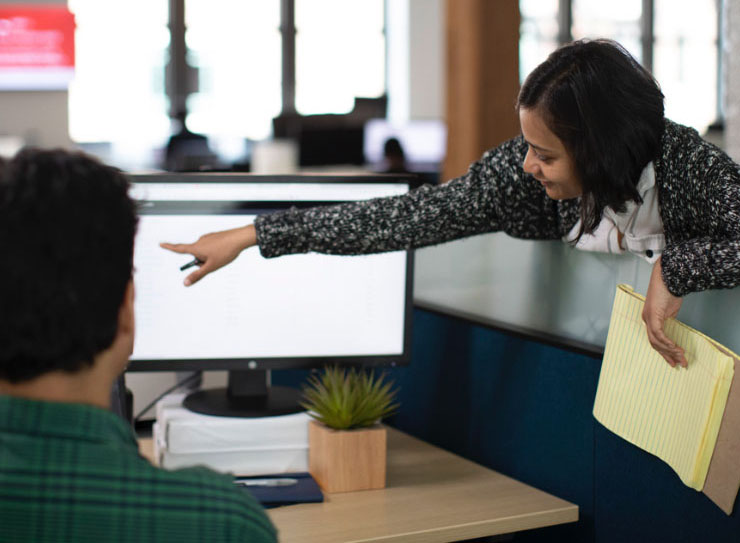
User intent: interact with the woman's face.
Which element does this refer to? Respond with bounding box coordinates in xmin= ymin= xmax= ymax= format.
xmin=519 ymin=107 xmax=582 ymax=200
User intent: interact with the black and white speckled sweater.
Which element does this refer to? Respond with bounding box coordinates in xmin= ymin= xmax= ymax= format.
xmin=255 ymin=119 xmax=740 ymax=298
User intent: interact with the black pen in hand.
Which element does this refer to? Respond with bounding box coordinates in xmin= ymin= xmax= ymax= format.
xmin=179 ymin=258 xmax=203 ymax=271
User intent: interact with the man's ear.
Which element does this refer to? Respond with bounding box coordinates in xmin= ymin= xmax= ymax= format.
xmin=97 ymin=279 xmax=135 ymax=384
xmin=117 ymin=279 xmax=135 ymax=340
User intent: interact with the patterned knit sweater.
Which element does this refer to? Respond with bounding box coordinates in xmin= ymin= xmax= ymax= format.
xmin=255 ymin=120 xmax=740 ymax=298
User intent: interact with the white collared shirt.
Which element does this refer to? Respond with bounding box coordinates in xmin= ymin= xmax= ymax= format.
xmin=563 ymin=162 xmax=665 ymax=264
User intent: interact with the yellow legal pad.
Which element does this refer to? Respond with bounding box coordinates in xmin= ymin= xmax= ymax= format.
xmin=593 ymin=284 xmax=736 ymax=490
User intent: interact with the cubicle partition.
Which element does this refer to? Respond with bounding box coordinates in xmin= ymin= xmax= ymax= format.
xmin=389 ymin=233 xmax=740 ymax=542
xmin=413 ymin=232 xmax=740 ymax=356
xmin=275 ymin=232 xmax=740 ymax=541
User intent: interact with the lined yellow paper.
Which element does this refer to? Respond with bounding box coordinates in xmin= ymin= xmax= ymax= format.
xmin=593 ymin=284 xmax=736 ymax=490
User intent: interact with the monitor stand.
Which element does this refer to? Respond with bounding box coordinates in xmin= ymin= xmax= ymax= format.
xmin=183 ymin=369 xmax=304 ymax=418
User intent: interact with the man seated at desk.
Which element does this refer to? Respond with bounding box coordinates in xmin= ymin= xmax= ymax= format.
xmin=0 ymin=149 xmax=276 ymax=543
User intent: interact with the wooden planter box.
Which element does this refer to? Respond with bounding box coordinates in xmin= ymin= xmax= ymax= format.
xmin=308 ymin=420 xmax=387 ymax=493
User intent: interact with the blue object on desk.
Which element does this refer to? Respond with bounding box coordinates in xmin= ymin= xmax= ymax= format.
xmin=234 ymin=472 xmax=324 ymax=508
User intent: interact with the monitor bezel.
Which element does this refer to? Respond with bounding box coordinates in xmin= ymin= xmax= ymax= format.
xmin=125 ymin=172 xmax=416 ymax=373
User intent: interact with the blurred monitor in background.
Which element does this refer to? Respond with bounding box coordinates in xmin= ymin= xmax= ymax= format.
xmin=298 ymin=123 xmax=365 ymax=167
xmin=364 ymin=119 xmax=446 ymax=179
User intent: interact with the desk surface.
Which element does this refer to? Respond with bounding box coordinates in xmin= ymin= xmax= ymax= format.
xmin=140 ymin=427 xmax=577 ymax=542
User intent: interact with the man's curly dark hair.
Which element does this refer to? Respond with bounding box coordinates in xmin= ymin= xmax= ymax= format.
xmin=0 ymin=148 xmax=138 ymax=382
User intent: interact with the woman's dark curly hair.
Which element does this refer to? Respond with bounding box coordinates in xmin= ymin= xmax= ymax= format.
xmin=517 ymin=39 xmax=665 ymax=238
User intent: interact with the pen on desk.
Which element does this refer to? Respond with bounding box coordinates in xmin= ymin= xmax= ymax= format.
xmin=234 ymin=477 xmax=299 ymax=487
xmin=179 ymin=258 xmax=203 ymax=271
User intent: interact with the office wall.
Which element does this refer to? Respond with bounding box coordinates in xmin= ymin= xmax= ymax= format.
xmin=0 ymin=91 xmax=72 ymax=149
xmin=0 ymin=0 xmax=73 ymax=149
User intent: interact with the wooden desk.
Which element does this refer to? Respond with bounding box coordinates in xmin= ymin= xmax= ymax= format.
xmin=139 ymin=427 xmax=577 ymax=542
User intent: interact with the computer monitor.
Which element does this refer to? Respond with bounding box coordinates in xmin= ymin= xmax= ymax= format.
xmin=363 ymin=119 xmax=447 ymax=170
xmin=126 ymin=173 xmax=414 ymax=417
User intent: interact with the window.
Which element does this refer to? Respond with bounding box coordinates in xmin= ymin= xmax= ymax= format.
xmin=654 ymin=0 xmax=718 ymax=132
xmin=68 ymin=0 xmax=387 ymax=169
xmin=68 ymin=0 xmax=169 ymax=161
xmin=571 ymin=0 xmax=642 ymax=62
xmin=519 ymin=0 xmax=559 ymax=82
xmin=294 ymin=0 xmax=385 ymax=115
xmin=519 ymin=0 xmax=722 ymax=133
xmin=184 ymin=0 xmax=282 ymax=141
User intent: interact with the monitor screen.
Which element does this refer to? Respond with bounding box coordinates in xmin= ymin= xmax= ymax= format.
xmin=126 ymin=174 xmax=414 ymax=416
xmin=363 ymin=119 xmax=447 ymax=168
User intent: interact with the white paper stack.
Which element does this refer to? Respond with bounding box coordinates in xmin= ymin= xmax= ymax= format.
xmin=153 ymin=393 xmax=310 ymax=475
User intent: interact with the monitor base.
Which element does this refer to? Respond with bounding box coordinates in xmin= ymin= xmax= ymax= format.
xmin=183 ymin=386 xmax=304 ymax=418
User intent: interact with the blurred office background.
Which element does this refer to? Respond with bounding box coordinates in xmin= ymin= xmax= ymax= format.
xmin=2 ymin=0 xmax=740 ymax=422
xmin=1 ymin=0 xmax=738 ymax=179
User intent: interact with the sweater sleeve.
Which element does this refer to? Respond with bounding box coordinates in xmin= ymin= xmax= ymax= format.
xmin=656 ymin=120 xmax=740 ymax=296
xmin=660 ymin=157 xmax=740 ymax=296
xmin=255 ymin=136 xmax=579 ymax=258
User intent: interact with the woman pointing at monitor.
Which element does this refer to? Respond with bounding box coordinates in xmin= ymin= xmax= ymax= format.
xmin=162 ymin=39 xmax=740 ymax=370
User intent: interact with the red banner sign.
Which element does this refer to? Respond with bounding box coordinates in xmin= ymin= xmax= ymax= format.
xmin=0 ymin=5 xmax=76 ymax=90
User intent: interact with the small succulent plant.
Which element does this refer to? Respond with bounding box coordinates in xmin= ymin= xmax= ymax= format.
xmin=300 ymin=366 xmax=400 ymax=430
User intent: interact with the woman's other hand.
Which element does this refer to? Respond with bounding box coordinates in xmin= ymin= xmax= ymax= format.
xmin=642 ymin=256 xmax=686 ymax=368
xmin=160 ymin=224 xmax=257 ymax=286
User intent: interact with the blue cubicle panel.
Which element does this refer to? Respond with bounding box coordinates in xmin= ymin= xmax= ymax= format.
xmin=414 ymin=233 xmax=740 ymax=355
xmin=274 ymin=307 xmax=740 ymax=542
xmin=276 ymin=232 xmax=740 ymax=541
xmin=273 ymin=309 xmax=599 ymax=541
xmin=387 ymin=308 xmax=740 ymax=543
xmin=594 ymin=422 xmax=740 ymax=543
xmin=404 ymin=233 xmax=740 ymax=541
xmin=388 ymin=309 xmax=599 ymax=542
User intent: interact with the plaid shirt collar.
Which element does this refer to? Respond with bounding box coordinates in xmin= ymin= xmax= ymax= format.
xmin=0 ymin=393 xmax=136 ymax=450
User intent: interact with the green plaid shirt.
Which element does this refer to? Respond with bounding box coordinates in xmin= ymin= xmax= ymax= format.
xmin=0 ymin=395 xmax=277 ymax=543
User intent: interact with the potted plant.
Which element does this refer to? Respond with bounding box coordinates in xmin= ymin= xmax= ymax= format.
xmin=300 ymin=365 xmax=400 ymax=493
